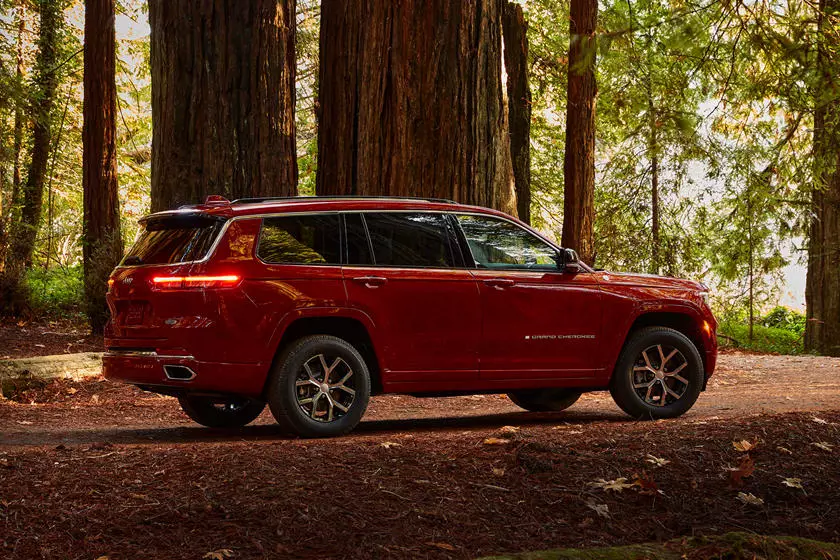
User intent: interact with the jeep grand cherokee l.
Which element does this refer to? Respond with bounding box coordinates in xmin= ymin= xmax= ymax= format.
xmin=104 ymin=196 xmax=717 ymax=437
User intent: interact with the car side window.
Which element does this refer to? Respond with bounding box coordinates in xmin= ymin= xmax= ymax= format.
xmin=344 ymin=213 xmax=373 ymax=265
xmin=456 ymin=214 xmax=559 ymax=270
xmin=363 ymin=213 xmax=455 ymax=268
xmin=258 ymin=214 xmax=341 ymax=265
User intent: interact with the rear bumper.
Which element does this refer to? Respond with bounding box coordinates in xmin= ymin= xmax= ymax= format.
xmin=102 ymin=350 xmax=268 ymax=398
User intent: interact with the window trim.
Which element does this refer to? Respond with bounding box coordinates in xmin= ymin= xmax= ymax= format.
xmin=255 ymin=212 xmax=344 ymax=267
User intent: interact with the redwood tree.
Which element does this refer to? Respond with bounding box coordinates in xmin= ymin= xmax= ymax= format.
xmin=316 ymin=0 xmax=516 ymax=213
xmin=805 ymin=0 xmax=840 ymax=356
xmin=561 ymin=0 xmax=597 ymax=264
xmin=148 ymin=0 xmax=298 ymax=212
xmin=83 ymin=0 xmax=122 ymax=334
xmin=503 ymin=2 xmax=532 ymax=224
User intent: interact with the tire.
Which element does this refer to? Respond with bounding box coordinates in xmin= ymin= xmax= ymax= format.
xmin=267 ymin=335 xmax=371 ymax=438
xmin=609 ymin=326 xmax=704 ymax=419
xmin=508 ymin=389 xmax=582 ymax=412
xmin=178 ymin=395 xmax=265 ymax=428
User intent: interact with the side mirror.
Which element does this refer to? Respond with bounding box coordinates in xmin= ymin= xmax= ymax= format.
xmin=557 ymin=248 xmax=581 ymax=272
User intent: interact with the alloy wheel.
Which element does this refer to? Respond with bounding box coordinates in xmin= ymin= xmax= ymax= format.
xmin=630 ymin=344 xmax=690 ymax=407
xmin=295 ymin=354 xmax=356 ymax=423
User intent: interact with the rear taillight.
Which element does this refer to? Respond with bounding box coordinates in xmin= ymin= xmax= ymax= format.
xmin=150 ymin=275 xmax=242 ymax=291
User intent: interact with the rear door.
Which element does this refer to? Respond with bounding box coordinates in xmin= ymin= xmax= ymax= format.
xmin=342 ymin=212 xmax=481 ymax=383
xmin=454 ymin=213 xmax=603 ymax=380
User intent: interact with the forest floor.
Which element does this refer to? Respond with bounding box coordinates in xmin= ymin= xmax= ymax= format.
xmin=1 ymin=350 xmax=839 ymax=558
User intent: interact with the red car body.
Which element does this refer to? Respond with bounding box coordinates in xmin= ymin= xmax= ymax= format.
xmin=104 ymin=197 xmax=717 ymax=405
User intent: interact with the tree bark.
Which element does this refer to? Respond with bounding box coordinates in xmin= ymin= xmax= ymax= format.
xmin=561 ymin=0 xmax=597 ymax=265
xmin=83 ymin=0 xmax=122 ymax=334
xmin=805 ymin=0 xmax=840 ymax=356
xmin=315 ymin=0 xmax=516 ymax=214
xmin=502 ymin=2 xmax=531 ymax=224
xmin=149 ymin=0 xmax=298 ymax=212
xmin=2 ymin=0 xmax=63 ymax=313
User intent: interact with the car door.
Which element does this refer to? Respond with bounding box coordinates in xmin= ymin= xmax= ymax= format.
xmin=454 ymin=213 xmax=603 ymax=380
xmin=341 ymin=212 xmax=481 ymax=384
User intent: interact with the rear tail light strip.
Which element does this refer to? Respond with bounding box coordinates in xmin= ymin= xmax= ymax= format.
xmin=150 ymin=275 xmax=241 ymax=291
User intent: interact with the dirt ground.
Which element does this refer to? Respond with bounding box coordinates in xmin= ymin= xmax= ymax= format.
xmin=0 ymin=317 xmax=102 ymax=359
xmin=1 ymin=351 xmax=840 ymax=558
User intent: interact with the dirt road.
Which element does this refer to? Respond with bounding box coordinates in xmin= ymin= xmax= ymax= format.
xmin=1 ymin=351 xmax=839 ymax=559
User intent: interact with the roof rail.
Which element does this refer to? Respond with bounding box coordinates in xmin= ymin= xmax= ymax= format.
xmin=230 ymin=195 xmax=457 ymax=205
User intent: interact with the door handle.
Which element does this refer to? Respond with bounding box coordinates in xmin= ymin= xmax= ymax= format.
xmin=352 ymin=276 xmax=388 ymax=288
xmin=483 ymin=278 xmax=515 ymax=289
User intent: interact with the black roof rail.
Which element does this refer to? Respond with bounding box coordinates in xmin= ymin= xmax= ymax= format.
xmin=230 ymin=195 xmax=457 ymax=205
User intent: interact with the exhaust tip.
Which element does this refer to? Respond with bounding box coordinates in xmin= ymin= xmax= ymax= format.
xmin=163 ymin=364 xmax=196 ymax=381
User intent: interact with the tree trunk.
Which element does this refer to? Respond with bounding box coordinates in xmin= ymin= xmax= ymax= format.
xmin=149 ymin=0 xmax=298 ymax=212
xmin=83 ymin=0 xmax=122 ymax=334
xmin=315 ymin=0 xmax=516 ymax=214
xmin=12 ymin=2 xmax=26 ymax=208
xmin=805 ymin=0 xmax=840 ymax=356
xmin=503 ymin=2 xmax=531 ymax=224
xmin=1 ymin=0 xmax=63 ymax=313
xmin=647 ymin=82 xmax=660 ymax=275
xmin=561 ymin=0 xmax=597 ymax=265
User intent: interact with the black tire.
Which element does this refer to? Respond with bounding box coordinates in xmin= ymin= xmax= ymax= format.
xmin=178 ymin=395 xmax=265 ymax=428
xmin=609 ymin=326 xmax=704 ymax=419
xmin=508 ymin=389 xmax=582 ymax=412
xmin=267 ymin=335 xmax=371 ymax=438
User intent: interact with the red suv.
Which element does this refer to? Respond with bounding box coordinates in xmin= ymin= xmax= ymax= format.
xmin=104 ymin=196 xmax=717 ymax=437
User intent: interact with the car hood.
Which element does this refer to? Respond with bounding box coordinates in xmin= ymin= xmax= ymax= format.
xmin=595 ymin=271 xmax=707 ymax=292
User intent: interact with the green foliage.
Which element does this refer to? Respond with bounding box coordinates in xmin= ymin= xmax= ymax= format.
xmin=717 ymin=306 xmax=806 ymax=355
xmin=25 ymin=264 xmax=84 ymax=316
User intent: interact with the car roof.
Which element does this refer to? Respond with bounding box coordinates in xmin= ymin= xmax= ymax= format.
xmin=144 ymin=196 xmax=517 ymax=222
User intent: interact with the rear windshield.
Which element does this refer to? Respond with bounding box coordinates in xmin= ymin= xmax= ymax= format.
xmin=122 ymin=214 xmax=226 ymax=266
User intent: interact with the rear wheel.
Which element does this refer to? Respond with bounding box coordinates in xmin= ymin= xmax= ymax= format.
xmin=609 ymin=326 xmax=704 ymax=419
xmin=178 ymin=395 xmax=265 ymax=428
xmin=508 ymin=389 xmax=582 ymax=412
xmin=267 ymin=335 xmax=371 ymax=438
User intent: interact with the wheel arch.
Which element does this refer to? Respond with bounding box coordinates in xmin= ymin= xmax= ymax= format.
xmin=265 ymin=313 xmax=384 ymax=396
xmin=621 ymin=310 xmax=707 ymax=372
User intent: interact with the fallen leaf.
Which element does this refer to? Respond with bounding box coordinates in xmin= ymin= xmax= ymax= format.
xmin=589 ymin=477 xmax=634 ymax=492
xmin=426 ymin=542 xmax=456 ymax=551
xmin=732 ymin=439 xmax=756 ymax=452
xmin=645 ymin=454 xmax=670 ymax=467
xmin=203 ymin=550 xmax=233 ymax=560
xmin=586 ymin=501 xmax=610 ymax=518
xmin=777 ymin=446 xmax=793 ymax=455
xmin=811 ymin=417 xmax=828 ymax=424
xmin=498 ymin=425 xmax=520 ymax=434
xmin=380 ymin=442 xmax=401 ymax=449
xmin=633 ymin=472 xmax=661 ymax=495
xmin=727 ymin=455 xmax=755 ymax=487
xmin=16 ymin=421 xmax=32 ymax=426
xmin=483 ymin=437 xmax=510 ymax=446
xmin=492 ymin=467 xmax=505 ymax=477
xmin=782 ymin=477 xmax=804 ymax=490
xmin=736 ymin=492 xmax=764 ymax=506
xmin=0 ymin=459 xmax=11 ymax=469
xmin=811 ymin=442 xmax=833 ymax=452
xmin=67 ymin=387 xmax=78 ymax=395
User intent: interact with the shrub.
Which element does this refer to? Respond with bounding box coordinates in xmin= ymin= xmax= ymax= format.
xmin=25 ymin=265 xmax=85 ymax=317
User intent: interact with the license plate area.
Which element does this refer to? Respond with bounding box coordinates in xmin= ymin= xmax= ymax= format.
xmin=120 ymin=301 xmax=149 ymax=326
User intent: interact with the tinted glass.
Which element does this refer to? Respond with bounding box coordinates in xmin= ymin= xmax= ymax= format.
xmin=364 ymin=213 xmax=454 ymax=267
xmin=258 ymin=214 xmax=341 ymax=264
xmin=456 ymin=214 xmax=558 ymax=270
xmin=123 ymin=215 xmax=224 ymax=266
xmin=344 ymin=213 xmax=373 ymax=265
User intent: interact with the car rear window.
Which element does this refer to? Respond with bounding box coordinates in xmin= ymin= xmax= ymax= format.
xmin=258 ymin=214 xmax=341 ymax=265
xmin=122 ymin=214 xmax=225 ymax=266
xmin=363 ymin=213 xmax=454 ymax=268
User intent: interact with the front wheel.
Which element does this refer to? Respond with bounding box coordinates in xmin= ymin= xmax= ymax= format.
xmin=267 ymin=335 xmax=371 ymax=438
xmin=508 ymin=389 xmax=582 ymax=412
xmin=178 ymin=395 xmax=266 ymax=428
xmin=609 ymin=326 xmax=704 ymax=419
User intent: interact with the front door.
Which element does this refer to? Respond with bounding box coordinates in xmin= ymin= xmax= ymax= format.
xmin=342 ymin=212 xmax=481 ymax=383
xmin=454 ymin=214 xmax=602 ymax=380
